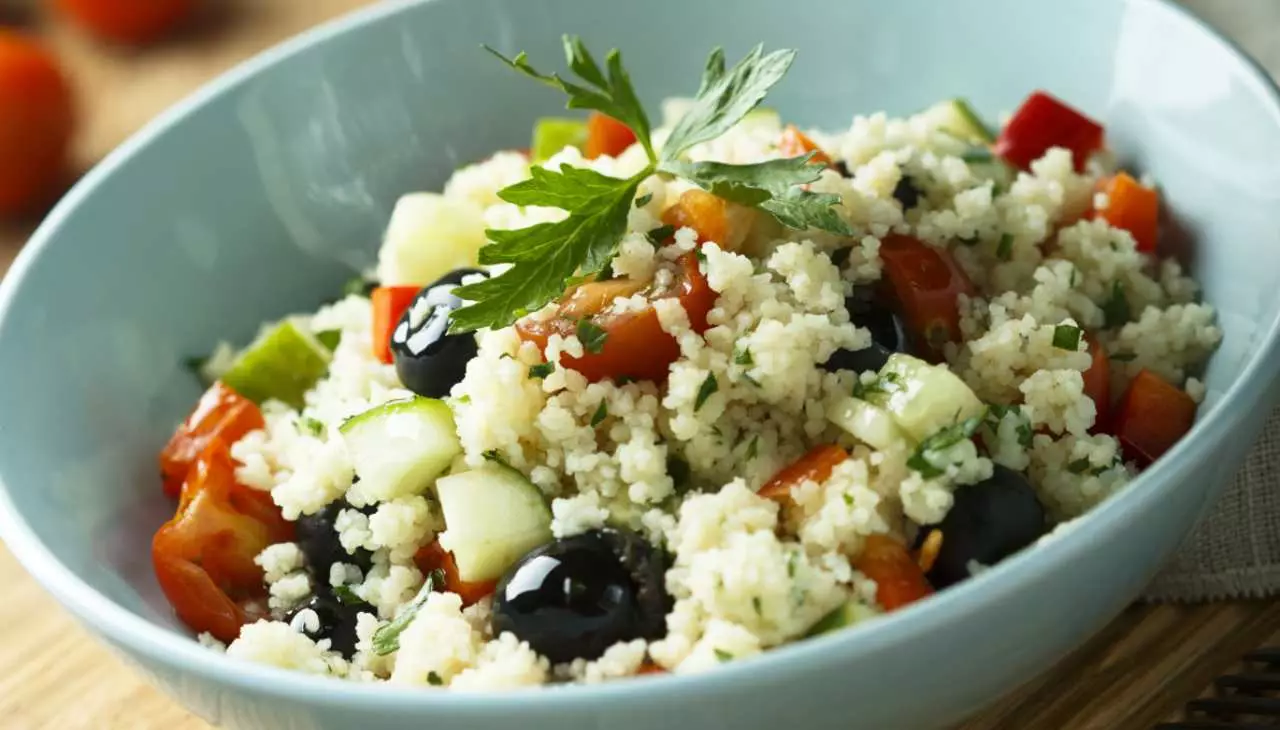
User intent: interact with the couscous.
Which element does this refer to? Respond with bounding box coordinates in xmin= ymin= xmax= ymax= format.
xmin=152 ymin=37 xmax=1220 ymax=688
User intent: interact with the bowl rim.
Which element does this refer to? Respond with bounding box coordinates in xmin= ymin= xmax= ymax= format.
xmin=1 ymin=0 xmax=1279 ymax=713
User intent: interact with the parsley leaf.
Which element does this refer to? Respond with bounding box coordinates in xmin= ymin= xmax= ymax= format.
xmin=1066 ymin=457 xmax=1092 ymax=474
xmin=373 ymin=569 xmax=445 ymax=655
xmin=300 ymin=417 xmax=325 ymax=437
xmin=760 ymin=186 xmax=853 ymax=235
xmin=332 ymin=585 xmax=365 ymax=606
xmin=315 ymin=329 xmax=342 ymax=351
xmin=646 ymin=224 xmax=676 ymax=244
xmin=1052 ymin=324 xmax=1082 ymax=351
xmin=635 ymin=192 xmax=653 ymax=207
xmin=996 ymin=233 xmax=1014 ymax=261
xmin=745 ymin=434 xmax=760 ymax=460
xmin=528 ymin=361 xmax=556 ymax=379
xmin=713 ymin=648 xmax=735 ymax=662
xmin=852 ymin=371 xmax=902 ymax=400
xmin=734 ymin=347 xmax=754 ymax=366
xmin=1102 ymin=280 xmax=1131 ymax=328
xmin=907 ymin=413 xmax=986 ymax=479
xmin=695 ymin=373 xmax=719 ymax=411
xmin=427 ymin=671 xmax=444 ymax=686
xmin=591 ymin=401 xmax=608 ymax=427
xmin=577 ymin=319 xmax=609 ymax=353
xmin=986 ymin=404 xmax=1033 ymax=448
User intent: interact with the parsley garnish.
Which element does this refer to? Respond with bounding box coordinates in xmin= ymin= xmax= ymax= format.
xmin=1066 ymin=457 xmax=1092 ymax=474
xmin=577 ymin=319 xmax=608 ymax=353
xmin=988 ymin=404 xmax=1033 ymax=448
xmin=734 ymin=347 xmax=754 ymax=366
xmin=1102 ymin=280 xmax=1131 ymax=328
xmin=745 ymin=434 xmax=760 ymax=460
xmin=528 ymin=361 xmax=556 ymax=379
xmin=961 ymin=148 xmax=994 ymax=164
xmin=1052 ymin=324 xmax=1082 ymax=351
xmin=427 ymin=671 xmax=444 ymax=686
xmin=332 ymin=585 xmax=365 ymax=606
xmin=449 ymin=38 xmax=849 ymax=333
xmin=714 ymin=648 xmax=734 ymax=662
xmin=646 ymin=224 xmax=677 ymax=244
xmin=852 ymin=372 xmax=902 ymax=400
xmin=996 ymin=233 xmax=1014 ymax=261
xmin=635 ymin=192 xmax=653 ymax=208
xmin=300 ymin=417 xmax=325 ymax=437
xmin=695 ymin=373 xmax=719 ymax=411
xmin=590 ymin=401 xmax=608 ymax=426
xmin=342 ymin=275 xmax=377 ymax=298
xmin=752 ymin=596 xmax=763 ymax=616
xmin=315 ymin=329 xmax=342 ymax=351
xmin=907 ymin=413 xmax=987 ymax=478
xmin=373 ymin=569 xmax=445 ymax=655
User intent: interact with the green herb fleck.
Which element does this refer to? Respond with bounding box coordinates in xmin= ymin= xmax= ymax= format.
xmin=427 ymin=671 xmax=444 ymax=686
xmin=183 ymin=356 xmax=208 ymax=380
xmin=577 ymin=319 xmax=609 ymax=354
xmin=1102 ymin=280 xmax=1131 ymax=328
xmin=332 ymin=585 xmax=365 ymax=606
xmin=635 ymin=192 xmax=653 ymax=208
xmin=1069 ymin=267 xmax=1080 ymax=288
xmin=734 ymin=347 xmax=754 ymax=366
xmin=694 ymin=246 xmax=708 ymax=264
xmin=842 ymin=493 xmax=854 ymax=506
xmin=745 ymin=435 xmax=760 ymax=460
xmin=300 ymin=417 xmax=325 ymax=437
xmin=996 ymin=233 xmax=1014 ymax=261
xmin=1066 ymin=457 xmax=1092 ymax=474
xmin=373 ymin=569 xmax=445 ymax=655
xmin=1052 ymin=324 xmax=1082 ymax=351
xmin=315 ymin=329 xmax=342 ymax=351
xmin=907 ymin=413 xmax=987 ymax=479
xmin=961 ymin=148 xmax=994 ymax=163
xmin=457 ymin=394 xmax=472 ymax=404
xmin=590 ymin=401 xmax=608 ymax=427
xmin=1110 ymin=352 xmax=1137 ymax=362
xmin=695 ymin=373 xmax=719 ymax=411
xmin=342 ymin=275 xmax=376 ymax=298
xmin=787 ymin=550 xmax=799 ymax=578
xmin=667 ymin=455 xmax=692 ymax=492
xmin=647 ymin=224 xmax=677 ymax=244
xmin=752 ymin=597 xmax=763 ymax=616
xmin=528 ymin=361 xmax=556 ymax=379
xmin=852 ymin=371 xmax=902 ymax=400
xmin=714 ymin=648 xmax=734 ymax=662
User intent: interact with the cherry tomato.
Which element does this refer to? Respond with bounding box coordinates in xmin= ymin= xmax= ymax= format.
xmin=855 ymin=534 xmax=934 ymax=611
xmin=584 ymin=112 xmax=636 ymax=159
xmin=515 ymin=252 xmax=715 ymax=383
xmin=52 ymin=0 xmax=196 ymax=45
xmin=877 ymin=234 xmax=975 ymax=362
xmin=371 ymin=285 xmax=420 ymax=365
xmin=636 ymin=661 xmax=666 ymax=676
xmin=1113 ymin=369 xmax=1197 ymax=466
xmin=0 ymin=31 xmax=74 ymax=217
xmin=413 ymin=539 xmax=497 ymax=607
xmin=993 ymin=91 xmax=1104 ymax=172
xmin=1095 ymin=172 xmax=1159 ymax=254
xmin=159 ymin=382 xmax=264 ymax=498
xmin=1082 ymin=336 xmax=1111 ymax=433
xmin=758 ymin=444 xmax=849 ymax=503
xmin=152 ymin=439 xmax=294 ymax=642
xmin=778 ymin=124 xmax=833 ymax=167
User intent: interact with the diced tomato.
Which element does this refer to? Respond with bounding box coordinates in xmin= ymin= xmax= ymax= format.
xmin=584 ymin=112 xmax=636 ymax=159
xmin=413 ymin=540 xmax=496 ymax=606
xmin=53 ymin=0 xmax=195 ymax=45
xmin=758 ymin=445 xmax=849 ymax=503
xmin=371 ymin=285 xmax=420 ymax=364
xmin=877 ymin=234 xmax=975 ymax=362
xmin=855 ymin=534 xmax=934 ymax=612
xmin=0 ymin=31 xmax=75 ymax=217
xmin=993 ymin=91 xmax=1104 ymax=172
xmin=1112 ymin=369 xmax=1197 ymax=466
xmin=636 ymin=661 xmax=666 ymax=676
xmin=662 ymin=189 xmax=729 ymax=247
xmin=1082 ymin=337 xmax=1111 ymax=433
xmin=158 ymin=382 xmax=264 ymax=498
xmin=152 ymin=439 xmax=294 ymax=642
xmin=1096 ymin=172 xmax=1159 ymax=253
xmin=515 ymin=252 xmax=715 ymax=383
xmin=778 ymin=124 xmax=833 ymax=166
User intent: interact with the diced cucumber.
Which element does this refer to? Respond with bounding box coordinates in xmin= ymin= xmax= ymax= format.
xmin=220 ymin=319 xmax=331 ymax=409
xmin=375 ymin=193 xmax=487 ymax=287
xmin=531 ymin=117 xmax=587 ymax=161
xmin=339 ymin=397 xmax=461 ymax=501
xmin=805 ymin=601 xmax=879 ymax=638
xmin=829 ymin=396 xmax=909 ymax=451
xmin=923 ymin=98 xmax=995 ymax=145
xmin=878 ymin=353 xmax=985 ymax=442
xmin=436 ymin=463 xmax=553 ymax=582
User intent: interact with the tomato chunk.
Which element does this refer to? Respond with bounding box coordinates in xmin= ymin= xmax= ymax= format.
xmin=515 ymin=252 xmax=715 ymax=383
xmin=636 ymin=661 xmax=666 ymax=676
xmin=0 ymin=31 xmax=74 ymax=217
xmin=855 ymin=534 xmax=934 ymax=611
xmin=54 ymin=0 xmax=195 ymax=45
xmin=1113 ymin=369 xmax=1197 ymax=466
xmin=662 ymin=189 xmax=729 ymax=247
xmin=159 ymin=382 xmax=264 ymax=498
xmin=585 ymin=112 xmax=637 ymax=159
xmin=993 ymin=91 xmax=1104 ymax=172
xmin=1083 ymin=337 xmax=1111 ymax=433
xmin=413 ymin=539 xmax=497 ymax=606
xmin=1096 ymin=172 xmax=1159 ymax=254
xmin=758 ymin=445 xmax=849 ymax=503
xmin=778 ymin=124 xmax=833 ymax=167
xmin=877 ymin=234 xmax=975 ymax=362
xmin=152 ymin=439 xmax=294 ymax=642
xmin=371 ymin=285 xmax=420 ymax=364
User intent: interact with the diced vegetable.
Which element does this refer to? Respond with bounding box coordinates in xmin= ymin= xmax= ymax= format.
xmin=740 ymin=107 xmax=781 ymax=132
xmin=1112 ymin=369 xmax=1197 ymax=465
xmin=922 ymin=98 xmax=994 ymax=144
xmin=662 ymin=189 xmax=729 ymax=247
xmin=339 ymin=397 xmax=462 ymax=500
xmin=371 ymin=285 xmax=420 ymax=365
xmin=758 ymin=444 xmax=849 ymax=503
xmin=778 ymin=124 xmax=833 ymax=166
xmin=828 ymin=396 xmax=907 ymax=451
xmin=805 ymin=601 xmax=879 ymax=638
xmin=875 ymin=353 xmax=985 ymax=442
xmin=584 ymin=112 xmax=637 ymax=159
xmin=375 ymin=193 xmax=487 ymax=287
xmin=54 ymin=0 xmax=194 ymax=45
xmin=531 ymin=117 xmax=587 ymax=161
xmin=854 ymin=534 xmax=933 ymax=611
xmin=219 ymin=319 xmax=331 ymax=409
xmin=158 ymin=382 xmax=264 ymax=498
xmin=1096 ymin=172 xmax=1159 ymax=253
xmin=0 ymin=31 xmax=74 ymax=217
xmin=436 ymin=463 xmax=553 ymax=582
xmin=993 ymin=90 xmax=1104 ymax=172
xmin=1083 ymin=337 xmax=1111 ymax=432
xmin=877 ymin=234 xmax=975 ymax=362
xmin=413 ymin=539 xmax=498 ymax=606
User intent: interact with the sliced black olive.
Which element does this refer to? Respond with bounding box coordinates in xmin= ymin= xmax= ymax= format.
xmin=296 ymin=499 xmax=373 ymax=577
xmin=823 ymin=292 xmax=905 ymax=373
xmin=923 ymin=465 xmax=1046 ymax=589
xmin=491 ymin=528 xmax=670 ymax=663
xmin=288 ymin=588 xmax=364 ymax=658
xmin=390 ymin=269 xmax=486 ymax=399
xmin=893 ymin=175 xmax=923 ymax=210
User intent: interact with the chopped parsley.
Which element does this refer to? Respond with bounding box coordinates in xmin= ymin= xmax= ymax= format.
xmin=373 ymin=569 xmax=445 ymax=655
xmin=996 ymin=233 xmax=1014 ymax=261
xmin=1066 ymin=457 xmax=1092 ymax=474
xmin=332 ymin=585 xmax=365 ymax=606
xmin=714 ymin=648 xmax=734 ymax=662
xmin=528 ymin=361 xmax=556 ymax=379
xmin=1052 ymin=324 xmax=1082 ymax=351
xmin=734 ymin=347 xmax=754 ymax=366
xmin=342 ymin=275 xmax=377 ymax=298
xmin=961 ymin=148 xmax=994 ymax=164
xmin=577 ymin=319 xmax=609 ymax=353
xmin=634 ymin=192 xmax=653 ymax=208
xmin=427 ymin=671 xmax=444 ymax=686
xmin=646 ymin=224 xmax=677 ymax=245
xmin=1069 ymin=267 xmax=1080 ymax=288
xmin=315 ymin=329 xmax=342 ymax=351
xmin=695 ymin=373 xmax=719 ymax=411
xmin=667 ymin=455 xmax=692 ymax=492
xmin=988 ymin=404 xmax=1034 ymax=448
xmin=852 ymin=371 xmax=902 ymax=400
xmin=745 ymin=434 xmax=760 ymax=460
xmin=907 ymin=413 xmax=986 ymax=479
xmin=842 ymin=493 xmax=854 ymax=506
xmin=1102 ymin=280 xmax=1131 ymax=328
xmin=752 ymin=597 xmax=763 ymax=616
xmin=300 ymin=417 xmax=325 ymax=437
xmin=590 ymin=401 xmax=608 ymax=426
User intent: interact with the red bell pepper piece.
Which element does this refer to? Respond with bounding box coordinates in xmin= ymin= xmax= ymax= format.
xmin=758 ymin=444 xmax=849 ymax=503
xmin=584 ymin=112 xmax=636 ymax=159
xmin=877 ymin=234 xmax=976 ymax=363
xmin=1082 ymin=337 xmax=1111 ymax=433
xmin=158 ymin=382 xmax=264 ymax=498
xmin=1113 ymin=369 xmax=1197 ymax=466
xmin=413 ymin=539 xmax=497 ymax=606
xmin=371 ymin=285 xmax=420 ymax=365
xmin=855 ymin=534 xmax=934 ymax=611
xmin=1096 ymin=172 xmax=1159 ymax=253
xmin=994 ymin=91 xmax=1104 ymax=172
xmin=778 ymin=124 xmax=833 ymax=167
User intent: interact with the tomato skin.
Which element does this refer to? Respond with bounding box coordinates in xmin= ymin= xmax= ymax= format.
xmin=584 ymin=112 xmax=636 ymax=159
xmin=877 ymin=234 xmax=975 ymax=363
xmin=152 ymin=439 xmax=293 ymax=643
xmin=159 ymin=382 xmax=264 ymax=498
xmin=993 ymin=91 xmax=1104 ymax=173
xmin=0 ymin=31 xmax=74 ymax=217
xmin=371 ymin=285 xmax=420 ymax=365
xmin=1113 ymin=369 xmax=1197 ymax=466
xmin=515 ymin=252 xmax=715 ymax=383
xmin=855 ymin=534 xmax=934 ymax=611
xmin=1082 ymin=337 xmax=1111 ymax=433
xmin=1096 ymin=172 xmax=1159 ymax=254
xmin=413 ymin=540 xmax=496 ymax=606
xmin=758 ymin=445 xmax=849 ymax=503
xmin=778 ymin=124 xmax=833 ymax=167
xmin=52 ymin=0 xmax=196 ymax=45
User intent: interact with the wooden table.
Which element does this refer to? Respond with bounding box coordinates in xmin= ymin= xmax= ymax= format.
xmin=2 ymin=1 xmax=1279 ymax=728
